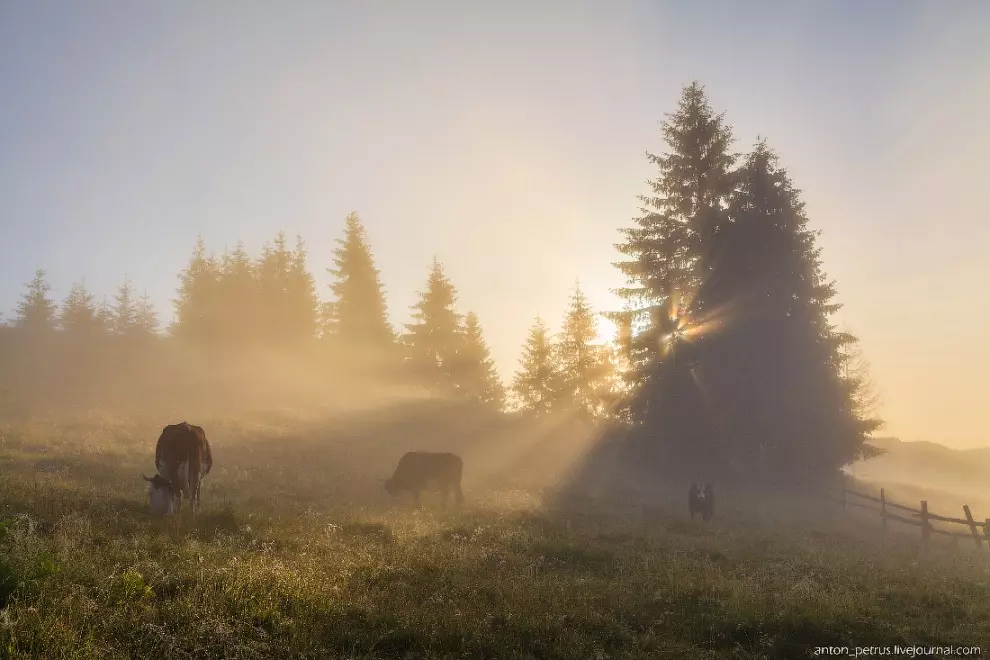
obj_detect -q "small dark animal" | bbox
[702,483,714,521]
[688,483,705,520]
[384,451,464,509]
[154,422,213,514]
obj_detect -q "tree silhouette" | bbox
[693,140,880,481]
[111,277,138,336]
[451,311,505,409]
[512,316,562,416]
[324,212,395,351]
[217,241,258,345]
[133,291,160,337]
[556,283,611,420]
[173,236,221,343]
[611,81,736,454]
[403,258,463,395]
[59,281,104,338]
[14,269,57,335]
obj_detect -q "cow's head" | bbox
[143,474,176,516]
[383,477,397,498]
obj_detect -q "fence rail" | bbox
[841,487,988,550]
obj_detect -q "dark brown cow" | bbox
[384,452,464,509]
[154,422,213,514]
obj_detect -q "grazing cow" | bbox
[702,483,714,521]
[143,473,176,516]
[154,422,213,514]
[384,451,464,509]
[688,483,705,520]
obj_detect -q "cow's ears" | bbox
[141,473,152,482]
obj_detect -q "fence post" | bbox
[880,488,887,531]
[920,501,930,548]
[962,505,982,550]
[842,489,848,512]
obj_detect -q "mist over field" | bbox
[2,1,990,657]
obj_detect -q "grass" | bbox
[0,408,988,659]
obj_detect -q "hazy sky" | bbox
[2,1,988,448]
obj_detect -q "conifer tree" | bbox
[403,258,463,394]
[451,311,506,409]
[256,232,293,344]
[14,269,57,335]
[111,277,138,336]
[218,241,257,344]
[611,81,736,448]
[59,281,103,338]
[133,291,160,337]
[286,235,320,345]
[512,316,562,416]
[693,140,880,480]
[556,282,610,419]
[173,236,221,342]
[325,213,395,350]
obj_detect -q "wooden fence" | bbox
[841,487,988,550]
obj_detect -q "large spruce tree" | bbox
[324,213,395,352]
[403,258,463,395]
[693,141,880,482]
[611,81,736,462]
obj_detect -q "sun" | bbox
[595,316,618,345]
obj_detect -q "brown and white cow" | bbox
[152,422,213,514]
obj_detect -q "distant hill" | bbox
[846,436,990,507]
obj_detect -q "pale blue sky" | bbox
[2,1,988,447]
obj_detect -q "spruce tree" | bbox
[287,235,320,345]
[451,311,506,409]
[557,283,610,420]
[14,269,58,335]
[403,258,462,395]
[611,81,736,458]
[693,140,880,481]
[111,277,138,336]
[256,232,294,345]
[218,241,258,345]
[325,212,395,350]
[133,291,160,337]
[59,281,103,338]
[173,236,221,342]
[512,316,562,416]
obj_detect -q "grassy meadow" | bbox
[0,404,988,659]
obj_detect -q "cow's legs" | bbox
[454,483,464,506]
[411,489,420,508]
[439,487,449,510]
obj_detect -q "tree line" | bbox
[0,82,882,483]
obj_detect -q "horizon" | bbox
[2,1,988,448]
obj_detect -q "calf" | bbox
[385,451,464,509]
[154,422,213,514]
